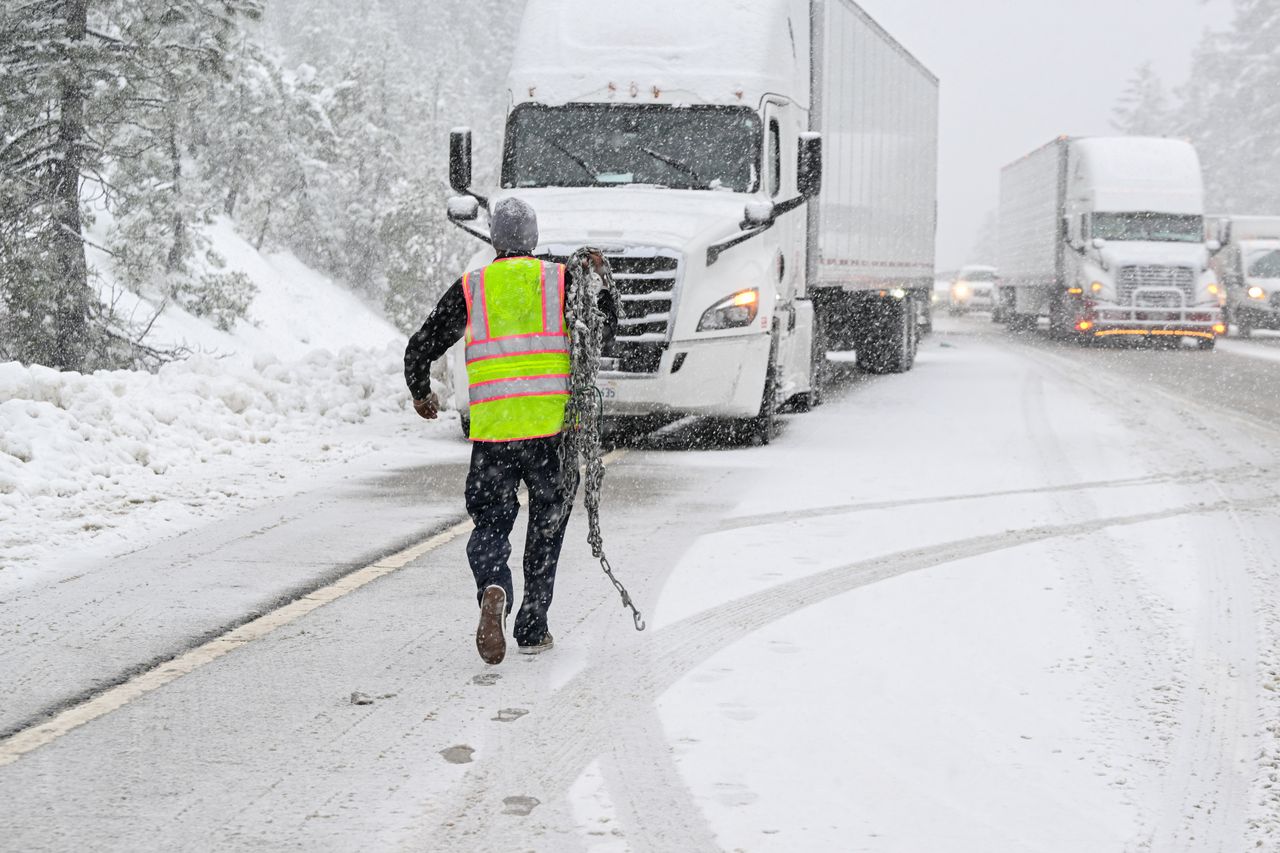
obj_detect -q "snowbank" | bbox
[90,216,402,361]
[0,345,439,574]
[0,209,461,583]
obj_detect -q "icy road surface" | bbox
[2,316,1279,852]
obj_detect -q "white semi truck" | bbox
[444,0,938,438]
[995,136,1224,348]
[1208,215,1280,336]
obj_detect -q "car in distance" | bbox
[950,265,998,314]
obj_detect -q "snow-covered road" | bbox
[3,317,1279,852]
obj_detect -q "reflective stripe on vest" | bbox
[469,373,570,406]
[466,334,568,364]
[463,258,571,442]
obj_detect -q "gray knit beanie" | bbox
[490,197,539,255]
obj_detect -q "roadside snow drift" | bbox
[0,347,429,575]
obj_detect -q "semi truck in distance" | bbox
[995,136,1224,348]
[1208,215,1280,336]
[443,0,939,439]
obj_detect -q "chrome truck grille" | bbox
[538,249,680,374]
[1117,266,1195,305]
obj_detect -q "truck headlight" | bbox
[698,289,759,331]
[952,283,971,299]
[1091,281,1104,294]
[1248,285,1266,300]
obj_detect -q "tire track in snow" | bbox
[1005,330,1275,851]
[598,701,723,853]
[414,496,1274,851]
[716,464,1268,534]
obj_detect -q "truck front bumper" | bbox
[1089,306,1223,339]
[597,333,771,420]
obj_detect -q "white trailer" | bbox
[996,136,1223,347]
[1209,215,1280,336]
[809,2,939,373]
[444,0,938,439]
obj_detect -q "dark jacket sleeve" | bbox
[598,288,619,345]
[404,279,467,400]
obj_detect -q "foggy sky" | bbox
[854,0,1232,270]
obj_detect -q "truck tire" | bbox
[1048,296,1072,340]
[731,334,780,446]
[857,296,915,374]
[1007,312,1037,334]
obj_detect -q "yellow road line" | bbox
[0,448,629,768]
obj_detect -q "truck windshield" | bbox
[1249,250,1280,278]
[503,104,761,192]
[1092,212,1204,243]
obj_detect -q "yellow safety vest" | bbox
[463,257,571,442]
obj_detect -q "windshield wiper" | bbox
[528,131,602,182]
[640,146,705,186]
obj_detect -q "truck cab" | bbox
[444,0,822,437]
[1058,138,1222,344]
[1209,215,1280,336]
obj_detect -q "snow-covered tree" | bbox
[1111,62,1173,137]
[1114,1,1280,215]
[0,0,100,369]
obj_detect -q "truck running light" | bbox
[1076,320,1094,332]
[1207,283,1220,295]
[1091,282,1104,293]
[698,289,760,331]
[1067,287,1084,295]
[1213,323,1226,335]
[1248,285,1266,299]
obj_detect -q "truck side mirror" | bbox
[798,133,823,198]
[447,195,480,222]
[1062,215,1081,250]
[450,128,474,194]
[743,200,775,228]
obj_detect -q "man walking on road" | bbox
[404,198,616,665]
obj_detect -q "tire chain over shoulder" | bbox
[560,248,646,631]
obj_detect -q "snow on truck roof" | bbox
[510,0,812,107]
[1072,137,1202,189]
[508,0,936,108]
[1215,215,1280,242]
[1072,137,1204,214]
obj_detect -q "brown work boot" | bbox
[517,632,554,655]
[476,585,508,665]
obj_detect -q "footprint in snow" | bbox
[502,796,540,816]
[471,672,501,686]
[493,708,529,723]
[439,745,475,765]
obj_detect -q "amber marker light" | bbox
[1091,282,1104,294]
[1076,321,1094,332]
[1207,283,1220,295]
[733,290,759,307]
[1213,323,1227,335]
[1067,287,1084,295]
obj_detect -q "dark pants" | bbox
[464,436,572,645]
